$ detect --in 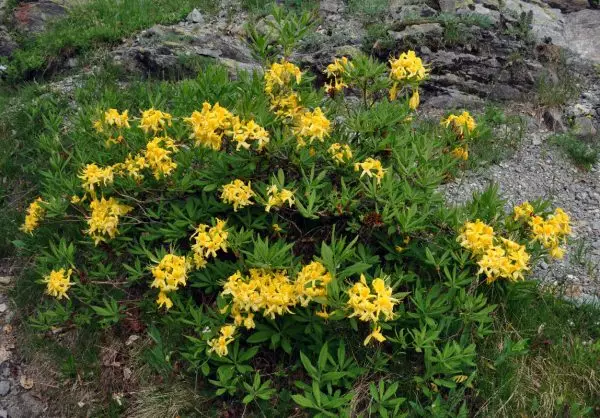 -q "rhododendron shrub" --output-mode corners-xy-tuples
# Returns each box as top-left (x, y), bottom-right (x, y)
(17, 52), (570, 415)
